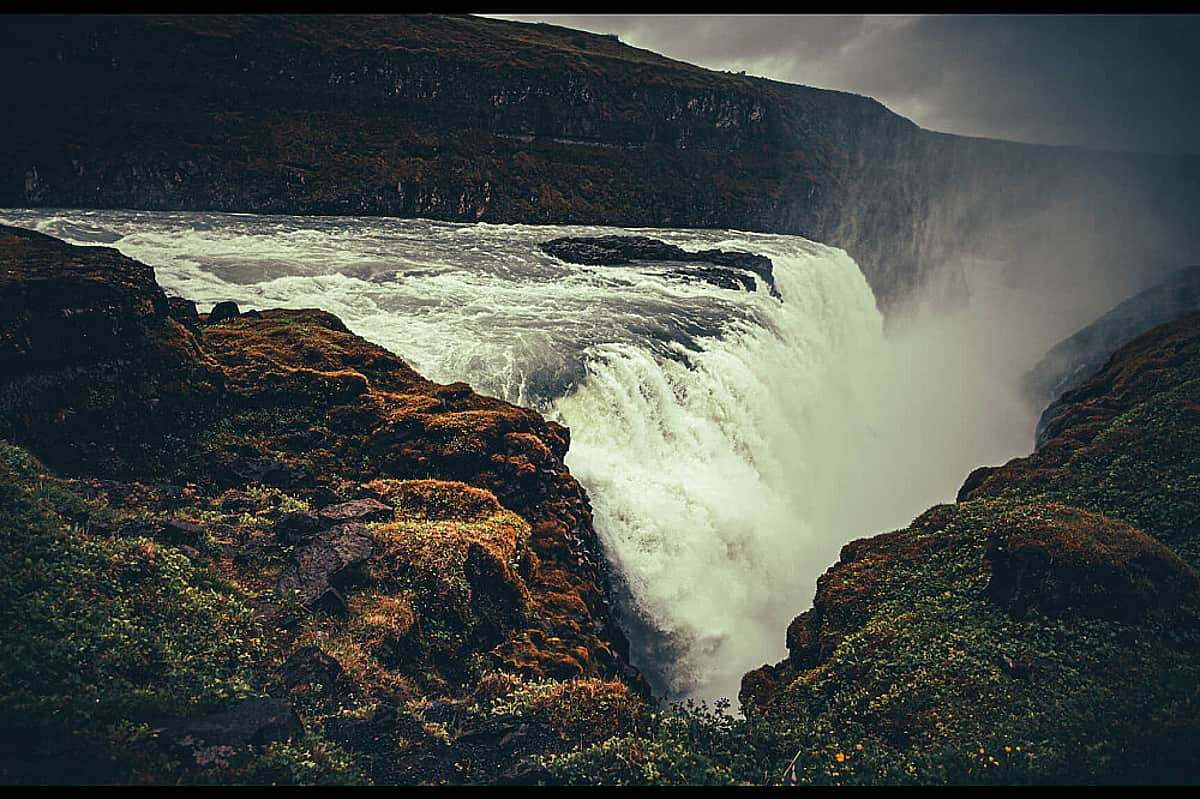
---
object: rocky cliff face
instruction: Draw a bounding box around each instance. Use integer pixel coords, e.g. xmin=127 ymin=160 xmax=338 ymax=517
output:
xmin=1024 ymin=265 xmax=1200 ymax=440
xmin=4 ymin=14 xmax=1199 ymax=311
xmin=731 ymin=312 xmax=1200 ymax=784
xmin=0 ymin=223 xmax=648 ymax=784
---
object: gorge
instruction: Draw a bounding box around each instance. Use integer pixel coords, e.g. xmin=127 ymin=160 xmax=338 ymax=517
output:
xmin=2 ymin=13 xmax=1200 ymax=786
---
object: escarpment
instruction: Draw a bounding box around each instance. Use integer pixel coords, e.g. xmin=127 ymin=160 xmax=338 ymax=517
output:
xmin=734 ymin=312 xmax=1200 ymax=784
xmin=0 ymin=223 xmax=649 ymax=784
xmin=4 ymin=14 xmax=1199 ymax=312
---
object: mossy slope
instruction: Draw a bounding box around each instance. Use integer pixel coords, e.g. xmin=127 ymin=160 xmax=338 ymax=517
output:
xmin=0 ymin=224 xmax=647 ymax=784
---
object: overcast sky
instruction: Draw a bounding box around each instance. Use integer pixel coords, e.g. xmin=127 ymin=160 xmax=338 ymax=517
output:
xmin=488 ymin=14 xmax=1200 ymax=155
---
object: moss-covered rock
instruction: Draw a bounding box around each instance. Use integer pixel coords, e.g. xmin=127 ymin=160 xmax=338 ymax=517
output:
xmin=0 ymin=224 xmax=647 ymax=784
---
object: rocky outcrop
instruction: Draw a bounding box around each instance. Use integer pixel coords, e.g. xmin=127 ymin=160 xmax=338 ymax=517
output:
xmin=738 ymin=312 xmax=1200 ymax=784
xmin=4 ymin=14 xmax=1198 ymax=311
xmin=1024 ymin=265 xmax=1200 ymax=441
xmin=276 ymin=521 xmax=375 ymax=612
xmin=0 ymin=221 xmax=642 ymax=690
xmin=540 ymin=235 xmax=780 ymax=297
xmin=156 ymin=698 xmax=305 ymax=763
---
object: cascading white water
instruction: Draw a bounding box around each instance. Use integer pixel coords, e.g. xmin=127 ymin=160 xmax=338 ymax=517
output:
xmin=553 ymin=240 xmax=885 ymax=700
xmin=0 ymin=208 xmax=1040 ymax=704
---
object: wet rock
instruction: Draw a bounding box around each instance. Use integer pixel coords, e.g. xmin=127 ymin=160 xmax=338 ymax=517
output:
xmin=541 ymin=235 xmax=780 ymax=298
xmin=206 ymin=301 xmax=241 ymax=325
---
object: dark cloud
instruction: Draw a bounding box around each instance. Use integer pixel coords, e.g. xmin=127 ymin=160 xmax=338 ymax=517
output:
xmin=488 ymin=14 xmax=1200 ymax=154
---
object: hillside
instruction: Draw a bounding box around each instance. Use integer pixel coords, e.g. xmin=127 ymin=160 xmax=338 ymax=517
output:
xmin=0 ymin=223 xmax=647 ymax=784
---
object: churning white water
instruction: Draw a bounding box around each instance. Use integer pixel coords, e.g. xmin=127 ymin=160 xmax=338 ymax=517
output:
xmin=0 ymin=208 xmax=1041 ymax=703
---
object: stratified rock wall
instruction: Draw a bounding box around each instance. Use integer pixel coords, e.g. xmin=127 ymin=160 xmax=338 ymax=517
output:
xmin=4 ymin=14 xmax=1198 ymax=311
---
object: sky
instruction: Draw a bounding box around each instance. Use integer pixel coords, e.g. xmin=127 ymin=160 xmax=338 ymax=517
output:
xmin=487 ymin=14 xmax=1200 ymax=155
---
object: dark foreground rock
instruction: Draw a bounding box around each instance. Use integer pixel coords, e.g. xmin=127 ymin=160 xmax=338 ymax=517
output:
xmin=156 ymin=697 xmax=304 ymax=755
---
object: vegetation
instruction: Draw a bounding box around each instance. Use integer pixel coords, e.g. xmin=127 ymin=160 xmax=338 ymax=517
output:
xmin=3 ymin=222 xmax=1199 ymax=784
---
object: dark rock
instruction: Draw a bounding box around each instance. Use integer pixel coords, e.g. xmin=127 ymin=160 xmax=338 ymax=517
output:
xmin=310 ymin=586 xmax=350 ymax=616
xmin=276 ymin=522 xmax=374 ymax=610
xmin=985 ymin=503 xmax=1200 ymax=622
xmin=317 ymin=498 xmax=394 ymax=526
xmin=206 ymin=301 xmax=241 ymax=325
xmin=957 ymin=465 xmax=1000 ymax=502
xmin=223 ymin=457 xmax=309 ymax=488
xmin=178 ymin=544 xmax=203 ymax=562
xmin=166 ymin=296 xmax=201 ymax=333
xmin=273 ymin=510 xmax=325 ymax=544
xmin=303 ymin=485 xmax=345 ymax=508
xmin=156 ymin=697 xmax=303 ymax=762
xmin=282 ymin=645 xmax=345 ymax=691
xmin=160 ymin=518 xmax=204 ymax=546
xmin=541 ymin=235 xmax=781 ymax=298
xmin=220 ymin=490 xmax=258 ymax=514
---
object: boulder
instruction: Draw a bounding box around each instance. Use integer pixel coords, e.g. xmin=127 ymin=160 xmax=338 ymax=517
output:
xmin=276 ymin=522 xmax=374 ymax=610
xmin=985 ymin=503 xmax=1200 ymax=621
xmin=206 ymin=301 xmax=241 ymax=325
xmin=222 ymin=457 xmax=309 ymax=488
xmin=540 ymin=235 xmax=780 ymax=298
xmin=166 ymin=296 xmax=201 ymax=334
xmin=317 ymin=498 xmax=394 ymax=526
xmin=156 ymin=697 xmax=303 ymax=765
xmin=160 ymin=518 xmax=204 ymax=546
xmin=282 ymin=645 xmax=345 ymax=691
xmin=273 ymin=510 xmax=325 ymax=544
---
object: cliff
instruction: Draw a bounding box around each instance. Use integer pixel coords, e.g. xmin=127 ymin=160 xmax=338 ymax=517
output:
xmin=4 ymin=14 xmax=1199 ymax=310
xmin=539 ymin=312 xmax=1200 ymax=784
xmin=1024 ymin=264 xmax=1200 ymax=439
xmin=728 ymin=312 xmax=1200 ymax=784
xmin=4 ymin=227 xmax=1200 ymax=784
xmin=0 ymin=223 xmax=648 ymax=784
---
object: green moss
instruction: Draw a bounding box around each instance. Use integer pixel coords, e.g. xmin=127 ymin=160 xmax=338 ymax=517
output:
xmin=0 ymin=441 xmax=267 ymax=783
